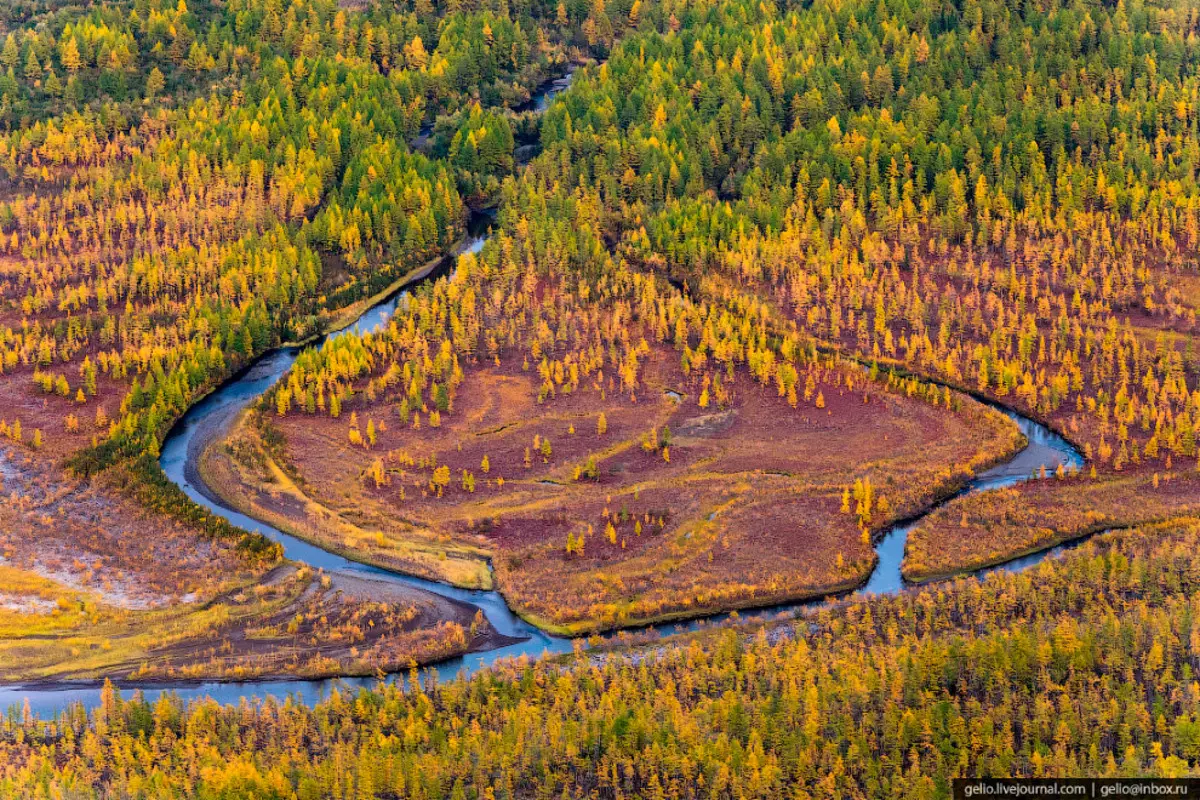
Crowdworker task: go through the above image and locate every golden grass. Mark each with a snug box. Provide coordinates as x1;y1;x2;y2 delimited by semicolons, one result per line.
0;560;480;681
199;410;494;589
0;564;296;680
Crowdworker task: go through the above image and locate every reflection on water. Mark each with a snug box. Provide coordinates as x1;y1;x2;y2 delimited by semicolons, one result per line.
1;67;1090;718
2;73;587;719
861;408;1084;595
2;368;1087;720
514;67;577;114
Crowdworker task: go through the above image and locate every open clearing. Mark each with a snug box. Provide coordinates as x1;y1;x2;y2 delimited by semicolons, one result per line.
210;344;1022;633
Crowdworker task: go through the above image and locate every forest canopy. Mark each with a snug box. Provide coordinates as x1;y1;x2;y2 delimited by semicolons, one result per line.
1;0;1200;794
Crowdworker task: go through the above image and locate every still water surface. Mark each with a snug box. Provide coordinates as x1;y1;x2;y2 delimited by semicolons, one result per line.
0;69;1084;717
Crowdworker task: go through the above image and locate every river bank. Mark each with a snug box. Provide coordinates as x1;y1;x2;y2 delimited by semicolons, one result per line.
196;407;494;589
0;62;1094;718
0;386;1083;719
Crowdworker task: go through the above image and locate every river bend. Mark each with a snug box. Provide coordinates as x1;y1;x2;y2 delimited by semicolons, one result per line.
1;71;1084;717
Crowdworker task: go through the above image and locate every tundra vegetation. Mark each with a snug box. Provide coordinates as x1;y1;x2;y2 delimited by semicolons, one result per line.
0;0;626;679
226;0;1200;632
2;0;1200;792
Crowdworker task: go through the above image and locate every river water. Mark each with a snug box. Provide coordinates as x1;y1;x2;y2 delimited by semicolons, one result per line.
0;71;1084;719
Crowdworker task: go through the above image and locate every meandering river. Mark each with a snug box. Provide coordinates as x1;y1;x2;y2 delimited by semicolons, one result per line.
1;70;1084;718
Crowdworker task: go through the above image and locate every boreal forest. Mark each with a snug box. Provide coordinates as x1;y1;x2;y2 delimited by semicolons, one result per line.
2;0;1200;794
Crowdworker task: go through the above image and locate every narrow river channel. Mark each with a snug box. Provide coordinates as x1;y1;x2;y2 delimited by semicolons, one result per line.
1;69;1084;718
